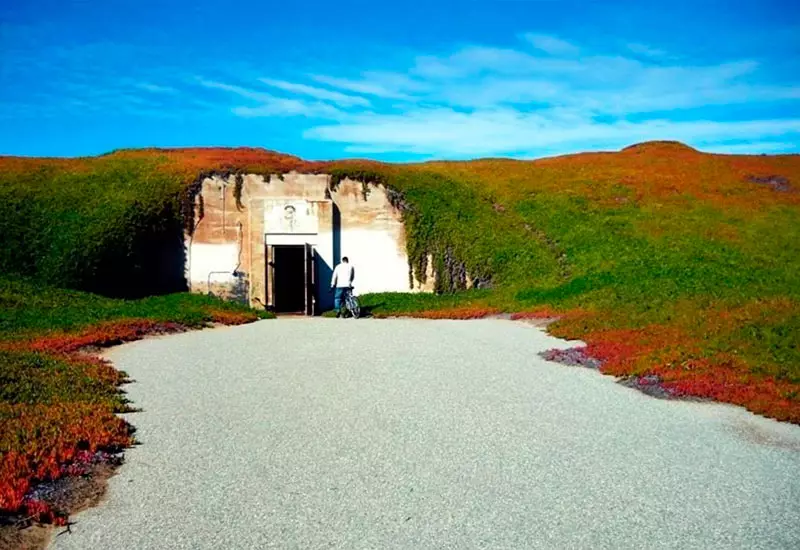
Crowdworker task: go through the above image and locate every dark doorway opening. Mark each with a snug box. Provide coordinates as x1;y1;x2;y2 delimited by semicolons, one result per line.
273;245;306;313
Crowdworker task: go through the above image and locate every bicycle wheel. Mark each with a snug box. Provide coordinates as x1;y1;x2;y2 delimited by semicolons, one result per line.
347;294;360;319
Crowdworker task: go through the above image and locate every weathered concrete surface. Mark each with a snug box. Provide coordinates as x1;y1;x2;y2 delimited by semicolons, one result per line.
52;319;800;549
187;173;431;309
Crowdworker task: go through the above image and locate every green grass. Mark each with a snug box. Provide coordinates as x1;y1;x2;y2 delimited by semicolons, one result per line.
0;277;272;341
0;350;128;407
360;289;492;314
0;157;186;298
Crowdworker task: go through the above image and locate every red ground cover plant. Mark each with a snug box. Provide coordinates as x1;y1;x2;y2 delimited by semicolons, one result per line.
383;307;502;320
653;355;799;422
206;308;260;325
0;315;261;521
15;319;185;355
107;146;388;183
559;321;800;423
0;402;132;514
509;307;563;320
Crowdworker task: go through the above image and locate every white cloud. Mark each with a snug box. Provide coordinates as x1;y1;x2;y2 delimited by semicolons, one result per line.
198;79;273;102
439;77;563;107
135;82;178;94
232;100;340;118
698;141;799;154
523;33;580;56
258;78;370;107
308;73;421;99
305;109;800;158
199;78;344;119
196;33;800;157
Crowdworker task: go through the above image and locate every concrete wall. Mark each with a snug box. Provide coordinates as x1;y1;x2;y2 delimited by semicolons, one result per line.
186;172;432;311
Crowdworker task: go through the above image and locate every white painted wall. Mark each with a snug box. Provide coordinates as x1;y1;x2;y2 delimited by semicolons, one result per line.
338;228;411;295
189;242;238;290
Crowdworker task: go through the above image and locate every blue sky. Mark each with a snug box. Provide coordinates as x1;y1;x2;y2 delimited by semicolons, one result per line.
1;0;798;160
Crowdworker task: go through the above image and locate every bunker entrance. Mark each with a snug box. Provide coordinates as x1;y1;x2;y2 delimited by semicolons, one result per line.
268;244;317;315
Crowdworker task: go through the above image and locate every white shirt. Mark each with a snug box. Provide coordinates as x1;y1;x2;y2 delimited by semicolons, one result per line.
331;263;355;288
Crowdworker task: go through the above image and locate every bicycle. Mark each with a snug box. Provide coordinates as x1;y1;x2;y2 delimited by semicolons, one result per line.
342;287;361;319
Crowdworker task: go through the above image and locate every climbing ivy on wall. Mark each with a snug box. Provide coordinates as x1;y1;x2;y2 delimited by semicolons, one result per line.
234;173;245;211
328;169;383;202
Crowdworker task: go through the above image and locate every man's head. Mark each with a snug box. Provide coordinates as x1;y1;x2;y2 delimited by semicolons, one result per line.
342;257;349;263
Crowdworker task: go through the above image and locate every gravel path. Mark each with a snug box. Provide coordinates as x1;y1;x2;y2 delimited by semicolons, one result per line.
52;319;800;549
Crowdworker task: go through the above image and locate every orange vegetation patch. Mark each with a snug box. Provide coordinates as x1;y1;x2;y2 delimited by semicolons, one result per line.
509;307;564;320
575;323;800;423
385;307;501;320
206;308;260;325
427;141;800;211
7;319;186;355
0;403;131;514
107;147;389;182
123;147;325;178
581;325;693;376
651;355;800;423
0;155;94;177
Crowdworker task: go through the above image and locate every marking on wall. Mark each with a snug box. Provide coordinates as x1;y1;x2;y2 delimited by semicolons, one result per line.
265;199;318;234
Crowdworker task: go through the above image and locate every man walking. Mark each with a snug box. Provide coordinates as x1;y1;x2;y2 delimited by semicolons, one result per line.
330;257;355;318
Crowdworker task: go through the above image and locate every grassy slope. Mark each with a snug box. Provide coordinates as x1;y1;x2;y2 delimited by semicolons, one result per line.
0;278;270;339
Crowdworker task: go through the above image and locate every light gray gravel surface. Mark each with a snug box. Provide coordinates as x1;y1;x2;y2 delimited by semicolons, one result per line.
52;319;800;549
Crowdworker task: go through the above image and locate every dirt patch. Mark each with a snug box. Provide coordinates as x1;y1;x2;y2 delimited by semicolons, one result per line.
728;419;800;452
746;174;793;192
618;374;679;400
0;453;121;550
0;523;51;550
538;347;712;403
539;347;602;369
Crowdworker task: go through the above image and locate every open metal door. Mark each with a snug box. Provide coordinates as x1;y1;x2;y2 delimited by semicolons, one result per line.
304;243;317;316
266;244;276;311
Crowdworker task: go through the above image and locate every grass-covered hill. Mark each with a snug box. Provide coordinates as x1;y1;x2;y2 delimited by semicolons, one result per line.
1;142;798;525
1;142;799;426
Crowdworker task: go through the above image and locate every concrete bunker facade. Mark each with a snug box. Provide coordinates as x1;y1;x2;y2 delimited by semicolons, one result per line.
185;172;432;314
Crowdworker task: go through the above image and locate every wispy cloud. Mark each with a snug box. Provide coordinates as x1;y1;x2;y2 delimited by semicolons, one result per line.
523;33;580;56
258;78;370;107
135;82;179;94
0;30;196;121
305;110;800;157
294;35;800;156
39;31;793;158
232;100;341;118
198;79;273;102
699;140;799;155
199;78;345;118
308;74;416;99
